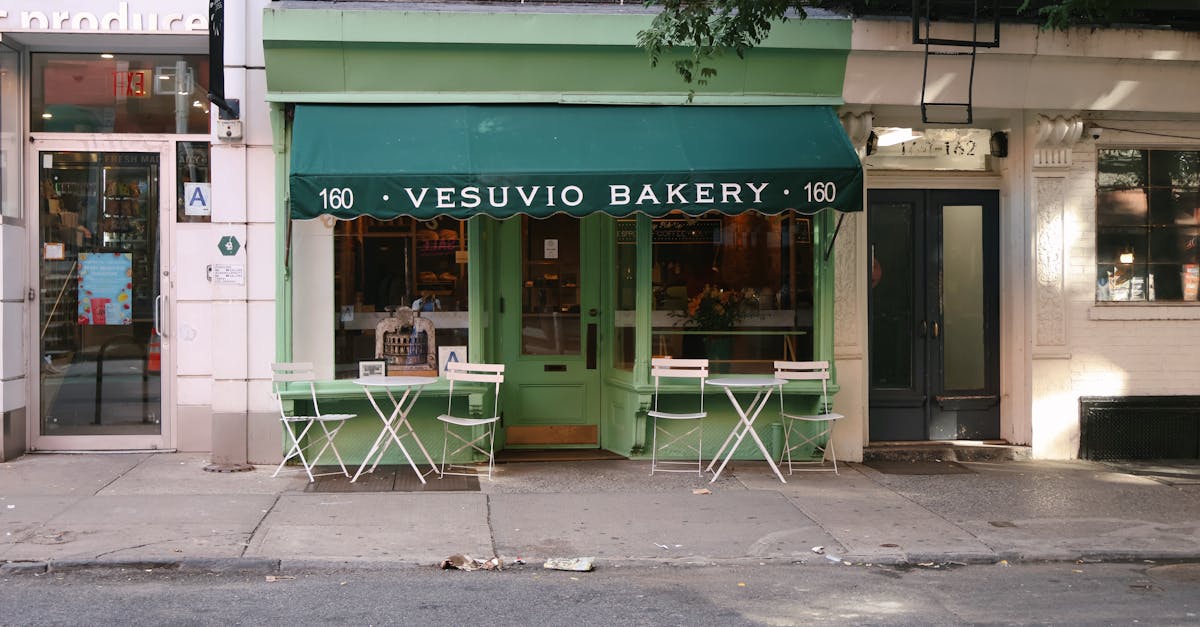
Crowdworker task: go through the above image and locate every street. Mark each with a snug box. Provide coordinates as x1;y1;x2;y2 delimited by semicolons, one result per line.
3;561;1199;626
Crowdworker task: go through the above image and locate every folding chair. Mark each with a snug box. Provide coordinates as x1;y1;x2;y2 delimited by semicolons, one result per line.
774;360;844;474
270;362;355;482
649;357;709;476
437;362;505;480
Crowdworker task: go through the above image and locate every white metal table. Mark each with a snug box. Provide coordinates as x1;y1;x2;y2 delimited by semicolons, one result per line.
706;376;788;484
352;375;440;484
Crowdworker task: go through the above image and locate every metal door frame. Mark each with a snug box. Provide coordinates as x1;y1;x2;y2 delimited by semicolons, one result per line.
26;136;189;451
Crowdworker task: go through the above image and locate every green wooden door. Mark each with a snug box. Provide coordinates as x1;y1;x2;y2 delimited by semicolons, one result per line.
498;215;603;447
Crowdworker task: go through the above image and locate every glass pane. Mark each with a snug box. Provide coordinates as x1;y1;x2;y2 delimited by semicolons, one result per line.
1097;149;1146;190
39;152;161;435
31;53;210;134
522;215;580;355
331;217;469;379
176;142;211;223
942;205;985;391
1148;189;1200;226
1149;150;1200;188
649;211;811;373
870;203;914;389
1097;189;1148;226
0;46;19;219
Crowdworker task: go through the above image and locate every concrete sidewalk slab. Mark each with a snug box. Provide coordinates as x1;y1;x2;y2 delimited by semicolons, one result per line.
736;466;996;564
0;453;149;496
873;461;1200;561
248;493;492;565
480;459;746;494
489;491;840;564
98;454;307;496
2;494;276;562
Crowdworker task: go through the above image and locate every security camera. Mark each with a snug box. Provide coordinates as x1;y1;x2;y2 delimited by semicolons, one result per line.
1090;127;1103;140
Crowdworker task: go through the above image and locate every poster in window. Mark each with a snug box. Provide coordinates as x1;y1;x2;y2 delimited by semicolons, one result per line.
77;253;133;325
794;217;812;244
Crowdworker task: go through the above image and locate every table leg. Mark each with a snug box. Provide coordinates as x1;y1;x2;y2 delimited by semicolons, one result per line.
709;387;787;484
741;389;788;483
351;388;397;483
709;387;763;481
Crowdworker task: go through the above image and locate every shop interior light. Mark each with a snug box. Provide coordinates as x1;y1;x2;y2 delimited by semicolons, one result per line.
876;127;923;147
41;113;52;119
1119;250;1135;264
100;53;114;59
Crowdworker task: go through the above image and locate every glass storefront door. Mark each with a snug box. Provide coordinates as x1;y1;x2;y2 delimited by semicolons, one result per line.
32;142;173;450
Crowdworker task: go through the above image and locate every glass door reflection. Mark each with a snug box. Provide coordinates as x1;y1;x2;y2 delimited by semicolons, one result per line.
38;151;161;436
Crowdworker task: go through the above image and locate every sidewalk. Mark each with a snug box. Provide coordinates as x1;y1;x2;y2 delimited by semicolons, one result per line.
2;453;1199;574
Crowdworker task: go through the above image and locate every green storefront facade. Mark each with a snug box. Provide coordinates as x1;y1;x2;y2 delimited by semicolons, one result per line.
263;2;862;466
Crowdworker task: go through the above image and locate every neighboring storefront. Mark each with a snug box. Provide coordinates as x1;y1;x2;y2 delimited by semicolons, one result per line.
842;15;1200;459
0;0;228;460
261;3;865;464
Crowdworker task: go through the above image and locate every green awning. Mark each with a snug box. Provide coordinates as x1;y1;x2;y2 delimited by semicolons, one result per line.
289;104;863;220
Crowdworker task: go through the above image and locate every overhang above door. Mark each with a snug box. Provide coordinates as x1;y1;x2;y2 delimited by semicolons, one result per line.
288;104;864;221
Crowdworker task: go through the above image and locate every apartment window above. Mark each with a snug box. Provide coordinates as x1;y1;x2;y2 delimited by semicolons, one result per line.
1096;149;1200;302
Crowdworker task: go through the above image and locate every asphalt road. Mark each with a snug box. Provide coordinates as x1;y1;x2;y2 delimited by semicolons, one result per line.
3;561;1199;626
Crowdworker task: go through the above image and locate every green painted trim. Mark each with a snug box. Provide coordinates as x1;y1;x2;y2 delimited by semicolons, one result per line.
467;216;485;362
263;7;851;102
263;8;849;50
272;102;292;363
635;213;653;382
263;93;846;106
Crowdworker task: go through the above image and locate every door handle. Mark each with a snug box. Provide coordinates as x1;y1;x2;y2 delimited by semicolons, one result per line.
932;321;940;339
586;323;597;370
588;308;598;317
154;294;165;338
919;320;927;338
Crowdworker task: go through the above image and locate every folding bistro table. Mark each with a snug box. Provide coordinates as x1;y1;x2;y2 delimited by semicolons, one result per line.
706;376;789;483
351;375;440;483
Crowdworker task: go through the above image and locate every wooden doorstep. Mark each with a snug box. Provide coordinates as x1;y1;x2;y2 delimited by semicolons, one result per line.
505;425;598;445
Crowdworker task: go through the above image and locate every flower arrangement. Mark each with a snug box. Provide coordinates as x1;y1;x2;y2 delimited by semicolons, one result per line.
675;285;757;330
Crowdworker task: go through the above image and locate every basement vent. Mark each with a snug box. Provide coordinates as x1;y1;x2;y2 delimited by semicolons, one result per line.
1079;396;1200;461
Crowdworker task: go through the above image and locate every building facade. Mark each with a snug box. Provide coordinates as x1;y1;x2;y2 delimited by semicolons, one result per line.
5;2;1198;467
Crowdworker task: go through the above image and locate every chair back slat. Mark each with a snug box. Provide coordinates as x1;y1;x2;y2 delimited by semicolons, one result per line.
773;360;831;382
651;357;708;380
446;369;505;384
444;362;505;418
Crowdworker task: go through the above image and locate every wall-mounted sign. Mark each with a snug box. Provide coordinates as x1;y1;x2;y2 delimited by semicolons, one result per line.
208;263;244;285
544;239;559;260
217;235;240;256
184;182;211;216
0;2;207;33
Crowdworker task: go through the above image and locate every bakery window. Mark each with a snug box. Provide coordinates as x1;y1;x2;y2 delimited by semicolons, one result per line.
617;211;815;373
1097;149;1200;302
332;217;468;379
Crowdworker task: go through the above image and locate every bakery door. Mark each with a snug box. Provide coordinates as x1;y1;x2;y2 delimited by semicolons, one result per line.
498;214;602;448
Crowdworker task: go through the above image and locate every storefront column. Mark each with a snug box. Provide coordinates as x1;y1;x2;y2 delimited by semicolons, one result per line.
833;110;871;461
1029;113;1084;458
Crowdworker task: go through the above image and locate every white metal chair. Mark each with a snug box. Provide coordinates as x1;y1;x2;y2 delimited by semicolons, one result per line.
649;357;709;476
270;362;355;482
437;362;505;480
774;361;844;474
